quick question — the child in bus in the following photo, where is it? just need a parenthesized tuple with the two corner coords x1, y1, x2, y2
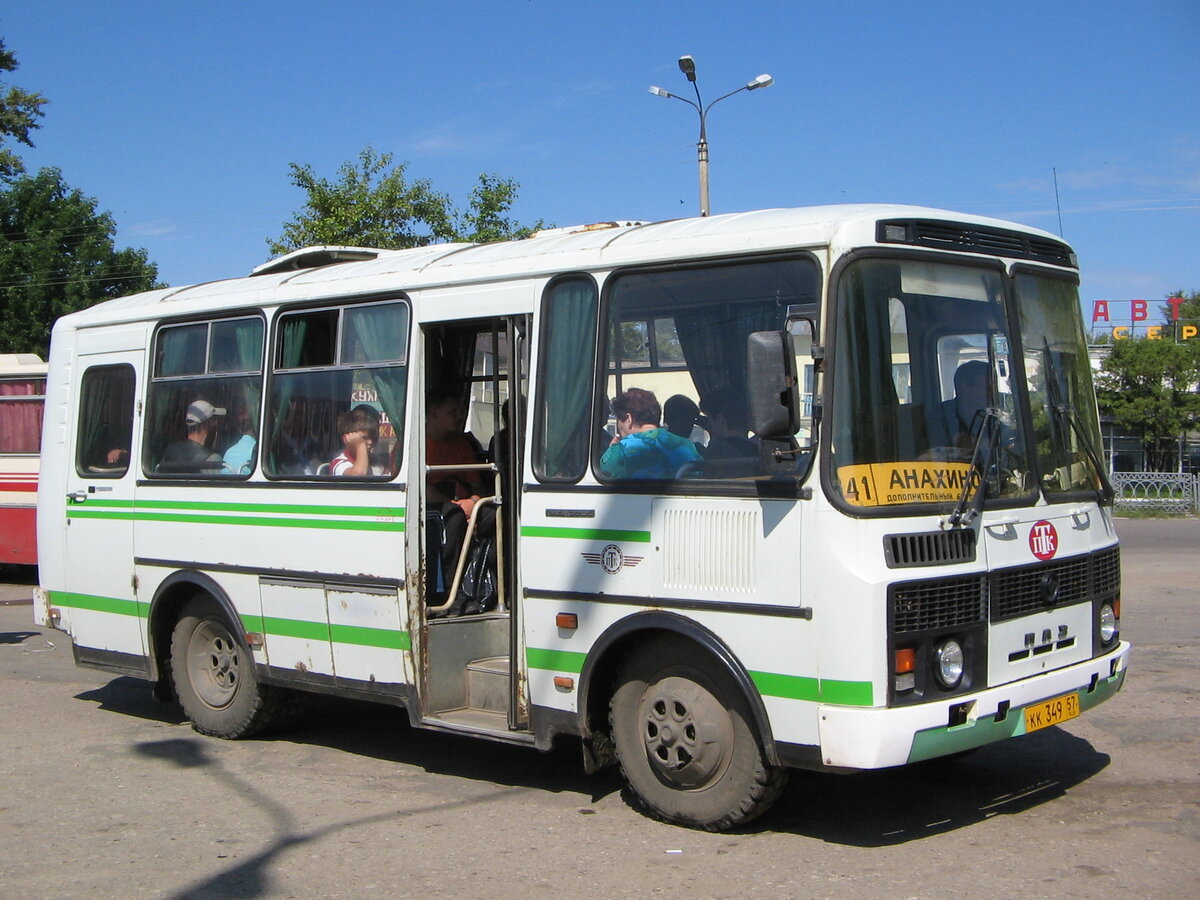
(330, 405, 380, 476)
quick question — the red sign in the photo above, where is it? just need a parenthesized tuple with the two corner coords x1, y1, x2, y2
(1029, 520, 1058, 561)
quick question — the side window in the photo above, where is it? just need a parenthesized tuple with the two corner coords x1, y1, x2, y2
(265, 300, 408, 479)
(144, 316, 264, 477)
(598, 257, 819, 484)
(534, 277, 597, 482)
(0, 374, 45, 453)
(76, 365, 135, 477)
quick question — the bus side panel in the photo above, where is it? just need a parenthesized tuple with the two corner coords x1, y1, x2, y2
(519, 488, 826, 749)
(132, 482, 411, 691)
(0, 504, 37, 565)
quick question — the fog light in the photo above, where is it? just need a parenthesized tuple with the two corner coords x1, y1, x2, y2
(1099, 602, 1118, 644)
(933, 638, 965, 689)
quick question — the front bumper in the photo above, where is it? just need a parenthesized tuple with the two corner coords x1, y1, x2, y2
(817, 641, 1129, 769)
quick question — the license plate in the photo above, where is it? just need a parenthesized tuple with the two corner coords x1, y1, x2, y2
(1023, 692, 1080, 733)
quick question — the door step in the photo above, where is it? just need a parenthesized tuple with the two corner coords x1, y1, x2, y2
(467, 655, 509, 713)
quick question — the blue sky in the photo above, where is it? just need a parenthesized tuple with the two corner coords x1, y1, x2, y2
(4, 1, 1198, 324)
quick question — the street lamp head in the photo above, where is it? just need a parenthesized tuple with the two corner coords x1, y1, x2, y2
(678, 55, 697, 82)
(648, 85, 671, 98)
(747, 73, 774, 90)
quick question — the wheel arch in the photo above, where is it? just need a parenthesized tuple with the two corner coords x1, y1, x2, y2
(146, 569, 244, 699)
(577, 610, 780, 766)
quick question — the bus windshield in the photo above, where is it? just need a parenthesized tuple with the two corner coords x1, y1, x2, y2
(829, 257, 1033, 510)
(1013, 271, 1107, 498)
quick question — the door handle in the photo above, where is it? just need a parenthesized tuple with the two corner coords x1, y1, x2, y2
(67, 491, 88, 503)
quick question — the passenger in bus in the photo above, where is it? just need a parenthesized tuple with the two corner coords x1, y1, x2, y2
(944, 360, 990, 449)
(330, 405, 380, 476)
(600, 388, 701, 479)
(222, 407, 257, 475)
(427, 391, 490, 581)
(663, 394, 702, 442)
(700, 389, 758, 460)
(160, 400, 224, 471)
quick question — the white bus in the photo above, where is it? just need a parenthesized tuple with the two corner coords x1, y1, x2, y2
(35, 206, 1128, 830)
(1, 353, 46, 567)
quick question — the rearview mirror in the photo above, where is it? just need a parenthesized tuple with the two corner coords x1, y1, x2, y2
(747, 331, 800, 439)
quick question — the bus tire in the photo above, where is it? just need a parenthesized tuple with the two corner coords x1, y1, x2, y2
(170, 596, 281, 739)
(609, 637, 787, 831)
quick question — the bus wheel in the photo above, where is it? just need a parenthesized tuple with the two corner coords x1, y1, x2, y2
(610, 638, 787, 831)
(170, 596, 279, 739)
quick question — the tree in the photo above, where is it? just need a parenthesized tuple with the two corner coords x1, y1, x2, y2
(1094, 334, 1200, 471)
(268, 146, 542, 256)
(0, 167, 160, 357)
(0, 38, 48, 180)
(1162, 289, 1200, 337)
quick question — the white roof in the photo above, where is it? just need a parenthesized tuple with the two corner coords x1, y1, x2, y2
(55, 205, 1071, 330)
(0, 353, 47, 375)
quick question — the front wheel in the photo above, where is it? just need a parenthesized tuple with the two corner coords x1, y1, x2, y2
(609, 638, 787, 830)
(170, 596, 284, 738)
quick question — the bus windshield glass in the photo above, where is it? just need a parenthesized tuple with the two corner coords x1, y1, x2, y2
(1013, 271, 1107, 498)
(829, 257, 1033, 510)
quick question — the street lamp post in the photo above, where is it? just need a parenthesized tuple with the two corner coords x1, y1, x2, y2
(649, 55, 773, 217)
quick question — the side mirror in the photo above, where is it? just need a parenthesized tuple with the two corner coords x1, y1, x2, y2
(747, 330, 800, 438)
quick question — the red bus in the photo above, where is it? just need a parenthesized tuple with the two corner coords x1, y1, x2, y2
(0, 354, 46, 566)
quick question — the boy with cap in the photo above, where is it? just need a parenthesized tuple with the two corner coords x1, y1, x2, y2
(161, 399, 224, 470)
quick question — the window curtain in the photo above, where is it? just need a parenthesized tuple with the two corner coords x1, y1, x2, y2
(343, 304, 410, 458)
(0, 379, 44, 452)
(232, 320, 264, 373)
(268, 316, 308, 470)
(537, 279, 597, 479)
(673, 300, 779, 410)
(78, 368, 133, 471)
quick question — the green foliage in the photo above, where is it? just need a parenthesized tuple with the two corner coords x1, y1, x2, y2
(1162, 289, 1200, 333)
(268, 146, 542, 256)
(1094, 333, 1200, 472)
(0, 38, 47, 180)
(0, 168, 160, 356)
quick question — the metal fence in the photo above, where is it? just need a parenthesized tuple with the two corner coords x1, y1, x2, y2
(1111, 472, 1200, 514)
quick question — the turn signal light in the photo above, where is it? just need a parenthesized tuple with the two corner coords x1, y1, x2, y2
(894, 648, 915, 674)
(556, 613, 578, 630)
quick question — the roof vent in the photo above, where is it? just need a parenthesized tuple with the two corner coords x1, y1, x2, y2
(250, 245, 382, 277)
(877, 219, 1077, 268)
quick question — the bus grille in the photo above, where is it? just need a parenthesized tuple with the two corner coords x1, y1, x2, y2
(892, 574, 987, 634)
(990, 547, 1121, 622)
(885, 529, 976, 568)
(890, 546, 1120, 634)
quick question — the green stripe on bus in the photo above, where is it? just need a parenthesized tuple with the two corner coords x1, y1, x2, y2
(249, 615, 410, 652)
(72, 498, 405, 519)
(526, 646, 587, 674)
(750, 670, 874, 706)
(330, 623, 410, 651)
(67, 509, 405, 532)
(50, 590, 147, 618)
(520, 525, 652, 543)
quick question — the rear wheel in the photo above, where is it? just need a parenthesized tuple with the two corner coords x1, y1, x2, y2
(610, 637, 787, 830)
(170, 596, 283, 738)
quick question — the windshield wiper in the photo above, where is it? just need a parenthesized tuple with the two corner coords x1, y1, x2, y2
(945, 406, 1001, 529)
(1042, 340, 1114, 503)
(1050, 400, 1115, 504)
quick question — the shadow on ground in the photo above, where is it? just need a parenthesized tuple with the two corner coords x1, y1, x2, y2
(759, 727, 1110, 844)
(79, 674, 1109, 850)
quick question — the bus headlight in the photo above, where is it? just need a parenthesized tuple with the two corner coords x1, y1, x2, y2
(933, 638, 965, 689)
(1098, 602, 1118, 644)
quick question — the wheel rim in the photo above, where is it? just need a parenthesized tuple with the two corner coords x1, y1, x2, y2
(186, 619, 241, 710)
(637, 675, 734, 790)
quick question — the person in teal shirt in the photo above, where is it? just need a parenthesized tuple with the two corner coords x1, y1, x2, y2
(600, 388, 701, 479)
